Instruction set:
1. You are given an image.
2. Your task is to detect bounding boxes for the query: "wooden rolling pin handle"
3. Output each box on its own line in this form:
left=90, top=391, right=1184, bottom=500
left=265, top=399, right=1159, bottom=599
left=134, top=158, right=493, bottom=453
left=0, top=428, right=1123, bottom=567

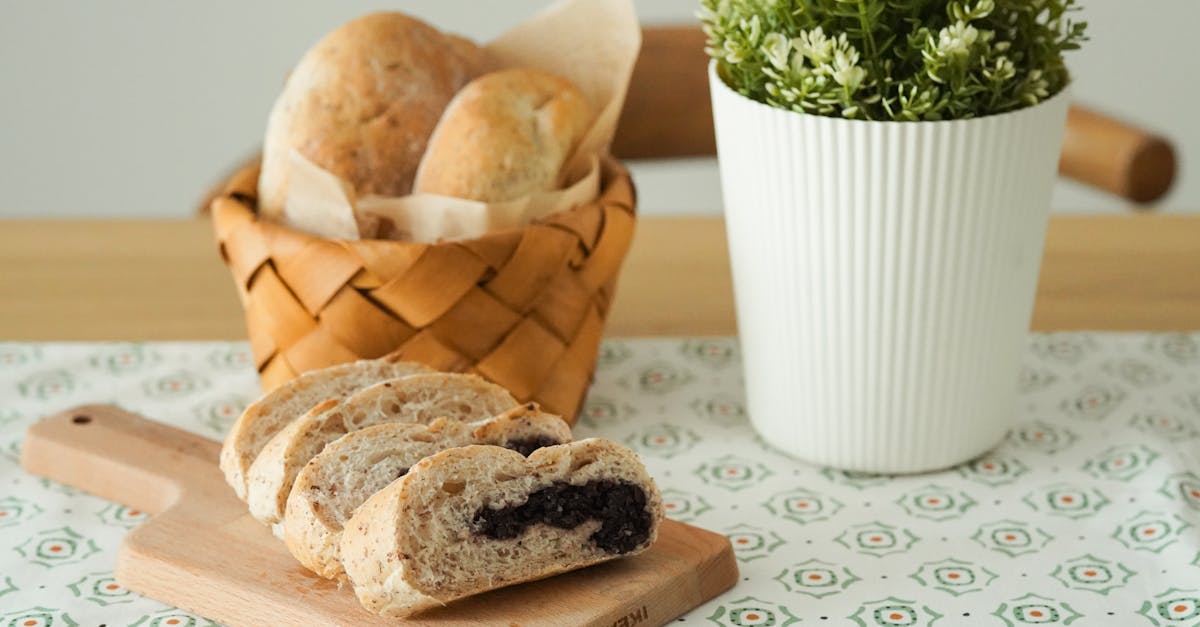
left=1060, top=106, right=1177, bottom=205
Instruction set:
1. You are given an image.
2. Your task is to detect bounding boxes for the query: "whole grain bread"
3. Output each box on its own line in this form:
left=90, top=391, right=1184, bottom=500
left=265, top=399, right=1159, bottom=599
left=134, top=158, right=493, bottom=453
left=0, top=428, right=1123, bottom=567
left=219, top=357, right=431, bottom=499
left=245, top=373, right=517, bottom=531
left=258, top=12, right=492, bottom=221
left=284, top=404, right=572, bottom=581
left=340, top=439, right=663, bottom=618
left=413, top=68, right=592, bottom=202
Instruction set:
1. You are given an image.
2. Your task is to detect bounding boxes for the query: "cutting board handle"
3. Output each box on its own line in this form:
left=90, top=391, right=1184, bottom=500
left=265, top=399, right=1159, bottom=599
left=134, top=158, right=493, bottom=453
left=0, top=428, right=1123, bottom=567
left=20, top=404, right=224, bottom=515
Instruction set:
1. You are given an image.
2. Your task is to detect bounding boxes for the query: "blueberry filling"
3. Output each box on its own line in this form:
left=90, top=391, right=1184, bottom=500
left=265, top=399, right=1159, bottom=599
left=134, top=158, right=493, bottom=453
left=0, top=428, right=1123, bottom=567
left=470, top=479, right=652, bottom=554
left=502, top=436, right=562, bottom=457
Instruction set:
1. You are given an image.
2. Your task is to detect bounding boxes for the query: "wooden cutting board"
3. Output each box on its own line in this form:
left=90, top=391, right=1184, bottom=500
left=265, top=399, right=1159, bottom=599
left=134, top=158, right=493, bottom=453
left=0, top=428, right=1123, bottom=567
left=20, top=405, right=738, bottom=627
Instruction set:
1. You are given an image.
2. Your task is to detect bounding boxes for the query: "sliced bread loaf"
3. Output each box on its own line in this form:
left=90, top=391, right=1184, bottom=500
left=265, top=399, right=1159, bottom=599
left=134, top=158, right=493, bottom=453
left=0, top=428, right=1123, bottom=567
left=340, top=439, right=663, bottom=618
left=245, top=373, right=517, bottom=531
left=284, top=403, right=572, bottom=580
left=219, top=357, right=432, bottom=499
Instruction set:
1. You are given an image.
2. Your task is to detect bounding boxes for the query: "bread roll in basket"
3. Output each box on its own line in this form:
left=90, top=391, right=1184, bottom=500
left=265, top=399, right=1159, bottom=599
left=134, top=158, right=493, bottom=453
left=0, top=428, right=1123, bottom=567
left=209, top=157, right=635, bottom=423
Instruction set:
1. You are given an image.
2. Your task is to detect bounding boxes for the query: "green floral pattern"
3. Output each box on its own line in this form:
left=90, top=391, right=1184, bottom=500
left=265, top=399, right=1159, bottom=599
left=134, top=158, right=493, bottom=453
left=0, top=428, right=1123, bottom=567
left=0, top=341, right=250, bottom=625
left=0, top=335, right=1197, bottom=624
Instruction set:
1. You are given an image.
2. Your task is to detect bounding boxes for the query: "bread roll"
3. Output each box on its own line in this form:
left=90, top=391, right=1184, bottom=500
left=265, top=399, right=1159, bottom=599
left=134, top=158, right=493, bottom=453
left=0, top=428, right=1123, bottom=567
left=341, top=439, right=663, bottom=617
left=219, top=357, right=432, bottom=499
left=258, top=12, right=492, bottom=221
left=414, top=68, right=592, bottom=202
left=284, top=404, right=572, bottom=581
left=245, top=373, right=517, bottom=531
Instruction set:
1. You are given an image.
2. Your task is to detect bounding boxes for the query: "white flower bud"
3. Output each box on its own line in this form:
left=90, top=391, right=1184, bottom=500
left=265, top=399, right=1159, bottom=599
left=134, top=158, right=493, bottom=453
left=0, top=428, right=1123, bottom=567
left=833, top=65, right=868, bottom=91
left=796, top=27, right=833, bottom=65
left=762, top=33, right=793, bottom=71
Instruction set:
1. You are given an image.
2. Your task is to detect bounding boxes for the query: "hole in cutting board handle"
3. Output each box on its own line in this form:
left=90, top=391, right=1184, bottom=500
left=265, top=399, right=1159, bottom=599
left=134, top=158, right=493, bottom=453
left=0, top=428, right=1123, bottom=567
left=71, top=415, right=92, bottom=425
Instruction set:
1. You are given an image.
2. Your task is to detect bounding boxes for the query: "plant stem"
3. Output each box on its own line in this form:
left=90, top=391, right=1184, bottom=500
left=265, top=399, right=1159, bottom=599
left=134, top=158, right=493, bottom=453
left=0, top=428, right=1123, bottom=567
left=854, top=0, right=884, bottom=109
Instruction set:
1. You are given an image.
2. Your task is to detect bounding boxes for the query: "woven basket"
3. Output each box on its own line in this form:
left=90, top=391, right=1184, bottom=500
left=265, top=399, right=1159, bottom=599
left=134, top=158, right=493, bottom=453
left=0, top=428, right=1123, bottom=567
left=210, top=156, right=636, bottom=423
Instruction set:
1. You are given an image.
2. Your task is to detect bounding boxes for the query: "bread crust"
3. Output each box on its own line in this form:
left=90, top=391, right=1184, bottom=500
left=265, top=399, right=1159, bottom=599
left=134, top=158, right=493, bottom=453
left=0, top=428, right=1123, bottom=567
left=219, top=357, right=431, bottom=499
left=414, top=68, right=592, bottom=202
left=258, top=12, right=492, bottom=220
left=341, top=438, right=663, bottom=618
left=245, top=373, right=517, bottom=528
left=284, top=404, right=572, bottom=581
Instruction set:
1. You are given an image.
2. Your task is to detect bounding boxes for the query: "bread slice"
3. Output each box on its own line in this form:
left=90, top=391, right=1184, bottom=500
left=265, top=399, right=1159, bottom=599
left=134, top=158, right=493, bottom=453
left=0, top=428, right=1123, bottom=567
left=245, top=373, right=517, bottom=530
left=284, top=403, right=572, bottom=581
left=341, top=439, right=663, bottom=617
left=219, top=357, right=432, bottom=499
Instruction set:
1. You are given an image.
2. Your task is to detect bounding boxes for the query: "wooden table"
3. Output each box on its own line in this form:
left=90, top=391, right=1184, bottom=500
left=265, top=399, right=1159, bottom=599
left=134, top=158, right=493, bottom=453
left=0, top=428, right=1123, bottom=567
left=1, top=215, right=1198, bottom=340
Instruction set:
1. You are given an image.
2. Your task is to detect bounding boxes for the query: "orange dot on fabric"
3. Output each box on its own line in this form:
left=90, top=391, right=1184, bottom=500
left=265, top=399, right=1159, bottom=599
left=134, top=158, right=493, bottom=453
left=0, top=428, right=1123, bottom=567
left=726, top=469, right=737, bottom=475
left=1175, top=605, right=1188, bottom=613
left=48, top=545, right=62, bottom=552
left=128, top=510, right=140, bottom=516
left=889, top=614, right=903, bottom=621
left=947, top=573, right=960, bottom=579
left=982, top=464, right=995, bottom=470
left=870, top=536, right=882, bottom=542
left=796, top=502, right=809, bottom=508
left=808, top=574, right=822, bottom=580
left=23, top=621, right=36, bottom=626
left=654, top=437, right=667, bottom=444
left=1083, top=570, right=1096, bottom=577
left=928, top=498, right=940, bottom=504
left=1062, top=496, right=1074, bottom=503
left=736, top=538, right=749, bottom=544
left=666, top=503, right=677, bottom=509
left=167, top=620, right=180, bottom=626
left=745, top=613, right=760, bottom=621
left=1004, top=534, right=1016, bottom=541
left=1190, top=490, right=1200, bottom=498
left=1030, top=611, right=1044, bottom=618
left=1143, top=529, right=1156, bottom=535
left=106, top=583, right=119, bottom=590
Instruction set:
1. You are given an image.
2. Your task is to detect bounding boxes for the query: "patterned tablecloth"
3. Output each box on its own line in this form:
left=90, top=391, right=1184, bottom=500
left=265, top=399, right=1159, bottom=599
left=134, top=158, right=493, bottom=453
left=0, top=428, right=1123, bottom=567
left=1, top=334, right=1199, bottom=626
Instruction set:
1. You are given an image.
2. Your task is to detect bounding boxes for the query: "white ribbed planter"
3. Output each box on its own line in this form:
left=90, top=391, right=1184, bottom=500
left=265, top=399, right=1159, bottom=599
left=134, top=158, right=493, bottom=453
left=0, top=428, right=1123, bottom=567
left=710, top=62, right=1071, bottom=473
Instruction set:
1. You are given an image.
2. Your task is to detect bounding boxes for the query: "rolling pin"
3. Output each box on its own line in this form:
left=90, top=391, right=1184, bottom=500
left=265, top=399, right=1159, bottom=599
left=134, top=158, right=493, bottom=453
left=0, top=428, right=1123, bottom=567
left=1059, top=106, right=1177, bottom=204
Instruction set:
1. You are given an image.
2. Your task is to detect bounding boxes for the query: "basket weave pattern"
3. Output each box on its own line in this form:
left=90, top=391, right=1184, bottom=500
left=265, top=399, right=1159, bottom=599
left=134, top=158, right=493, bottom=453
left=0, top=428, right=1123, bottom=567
left=211, top=157, right=636, bottom=422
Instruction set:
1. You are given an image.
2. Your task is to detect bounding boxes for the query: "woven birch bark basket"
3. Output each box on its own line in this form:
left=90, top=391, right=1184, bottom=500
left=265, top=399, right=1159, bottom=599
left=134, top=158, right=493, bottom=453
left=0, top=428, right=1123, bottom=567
left=209, top=157, right=636, bottom=423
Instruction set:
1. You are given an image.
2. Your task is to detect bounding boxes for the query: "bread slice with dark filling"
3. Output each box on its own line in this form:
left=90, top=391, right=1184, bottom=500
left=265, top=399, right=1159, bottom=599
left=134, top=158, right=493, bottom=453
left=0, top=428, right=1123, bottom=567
left=340, top=439, right=663, bottom=617
left=219, top=357, right=432, bottom=499
left=246, top=373, right=516, bottom=532
left=284, top=404, right=572, bottom=580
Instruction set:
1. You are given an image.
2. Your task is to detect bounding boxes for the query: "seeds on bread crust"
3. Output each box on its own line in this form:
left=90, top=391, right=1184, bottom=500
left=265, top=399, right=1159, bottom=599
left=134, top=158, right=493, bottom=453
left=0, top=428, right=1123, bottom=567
left=246, top=373, right=517, bottom=528
left=283, top=404, right=570, bottom=580
left=219, top=357, right=431, bottom=500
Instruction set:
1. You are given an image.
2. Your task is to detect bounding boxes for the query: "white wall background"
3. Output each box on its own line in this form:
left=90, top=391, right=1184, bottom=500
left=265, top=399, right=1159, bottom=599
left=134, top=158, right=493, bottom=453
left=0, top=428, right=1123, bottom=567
left=0, top=1, right=1193, bottom=218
